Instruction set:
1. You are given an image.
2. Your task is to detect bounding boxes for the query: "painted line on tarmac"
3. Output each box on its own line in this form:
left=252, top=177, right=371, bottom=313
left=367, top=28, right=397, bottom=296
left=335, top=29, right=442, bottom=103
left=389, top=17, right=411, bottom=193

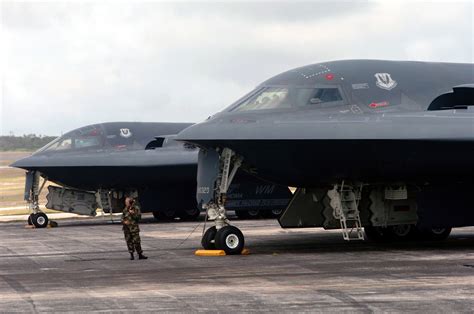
left=0, top=213, right=81, bottom=222
left=0, top=206, right=33, bottom=212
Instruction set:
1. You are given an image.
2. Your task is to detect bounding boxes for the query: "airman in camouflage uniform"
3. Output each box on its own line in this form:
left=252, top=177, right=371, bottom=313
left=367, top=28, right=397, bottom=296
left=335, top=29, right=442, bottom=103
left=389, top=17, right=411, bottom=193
left=122, top=197, right=148, bottom=260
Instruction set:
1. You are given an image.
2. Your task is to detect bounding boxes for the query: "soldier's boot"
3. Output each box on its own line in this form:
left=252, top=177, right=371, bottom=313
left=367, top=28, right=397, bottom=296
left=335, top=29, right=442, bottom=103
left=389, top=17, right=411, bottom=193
left=130, top=253, right=135, bottom=260
left=138, top=253, right=148, bottom=260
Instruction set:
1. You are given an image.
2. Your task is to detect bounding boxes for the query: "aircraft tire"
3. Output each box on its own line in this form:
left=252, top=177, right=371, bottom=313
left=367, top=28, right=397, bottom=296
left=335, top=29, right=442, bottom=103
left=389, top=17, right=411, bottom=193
left=162, top=209, right=177, bottom=220
left=152, top=209, right=176, bottom=221
left=179, top=207, right=201, bottom=221
left=32, top=213, right=49, bottom=228
left=364, top=226, right=391, bottom=242
left=235, top=209, right=260, bottom=220
left=246, top=209, right=260, bottom=219
left=262, top=208, right=283, bottom=219
left=201, top=226, right=217, bottom=250
left=235, top=210, right=249, bottom=219
left=387, top=224, right=417, bottom=241
left=215, top=225, right=244, bottom=255
left=152, top=211, right=161, bottom=221
left=27, top=214, right=33, bottom=225
left=418, top=227, right=452, bottom=241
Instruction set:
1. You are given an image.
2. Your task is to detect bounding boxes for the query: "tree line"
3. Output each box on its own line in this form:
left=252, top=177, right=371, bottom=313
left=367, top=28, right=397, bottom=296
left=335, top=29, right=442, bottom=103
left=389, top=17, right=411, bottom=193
left=0, top=134, right=57, bottom=151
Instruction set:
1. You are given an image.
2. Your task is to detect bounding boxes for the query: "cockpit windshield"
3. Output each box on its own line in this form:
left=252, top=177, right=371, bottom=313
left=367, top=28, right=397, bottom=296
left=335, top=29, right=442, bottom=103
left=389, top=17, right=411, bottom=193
left=231, top=86, right=345, bottom=112
left=35, top=125, right=104, bottom=154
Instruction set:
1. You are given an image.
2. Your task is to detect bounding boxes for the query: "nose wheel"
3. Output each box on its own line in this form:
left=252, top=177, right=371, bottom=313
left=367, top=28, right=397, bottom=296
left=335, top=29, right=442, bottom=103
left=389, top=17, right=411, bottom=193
left=24, top=171, right=50, bottom=228
left=201, top=226, right=217, bottom=249
left=28, top=213, right=49, bottom=228
left=215, top=225, right=244, bottom=255
left=202, top=225, right=244, bottom=255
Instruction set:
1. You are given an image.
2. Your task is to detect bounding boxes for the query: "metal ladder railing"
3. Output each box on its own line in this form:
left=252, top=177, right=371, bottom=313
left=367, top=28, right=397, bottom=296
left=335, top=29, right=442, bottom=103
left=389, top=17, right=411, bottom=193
left=333, top=182, right=364, bottom=241
left=97, top=190, right=116, bottom=222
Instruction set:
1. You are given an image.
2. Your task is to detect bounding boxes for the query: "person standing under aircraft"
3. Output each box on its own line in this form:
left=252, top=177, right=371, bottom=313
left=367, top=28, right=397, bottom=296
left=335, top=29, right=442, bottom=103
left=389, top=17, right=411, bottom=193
left=122, top=197, right=148, bottom=260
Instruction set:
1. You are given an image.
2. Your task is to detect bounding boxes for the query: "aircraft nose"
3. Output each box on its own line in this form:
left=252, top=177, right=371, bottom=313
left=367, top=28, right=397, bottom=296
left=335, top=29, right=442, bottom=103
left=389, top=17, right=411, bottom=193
left=175, top=123, right=208, bottom=141
left=9, top=155, right=36, bottom=170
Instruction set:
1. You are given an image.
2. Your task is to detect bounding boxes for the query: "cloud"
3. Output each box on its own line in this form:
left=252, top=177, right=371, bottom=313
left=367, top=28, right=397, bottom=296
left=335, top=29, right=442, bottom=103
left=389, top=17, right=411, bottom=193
left=1, top=0, right=472, bottom=135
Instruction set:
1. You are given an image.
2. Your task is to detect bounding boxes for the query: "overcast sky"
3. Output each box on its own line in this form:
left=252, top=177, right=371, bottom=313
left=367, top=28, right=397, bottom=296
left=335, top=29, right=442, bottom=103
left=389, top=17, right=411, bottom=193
left=1, top=0, right=473, bottom=136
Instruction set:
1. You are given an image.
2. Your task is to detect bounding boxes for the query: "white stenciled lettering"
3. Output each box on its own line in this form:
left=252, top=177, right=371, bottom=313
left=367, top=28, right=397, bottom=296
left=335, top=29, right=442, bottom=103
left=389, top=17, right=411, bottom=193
left=255, top=185, right=275, bottom=195
left=197, top=186, right=210, bottom=194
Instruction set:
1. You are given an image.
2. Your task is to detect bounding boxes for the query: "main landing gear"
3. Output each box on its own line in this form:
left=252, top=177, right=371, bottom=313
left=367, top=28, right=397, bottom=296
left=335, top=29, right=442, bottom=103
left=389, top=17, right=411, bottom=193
left=201, top=148, right=246, bottom=255
left=364, top=225, right=452, bottom=242
left=152, top=207, right=201, bottom=221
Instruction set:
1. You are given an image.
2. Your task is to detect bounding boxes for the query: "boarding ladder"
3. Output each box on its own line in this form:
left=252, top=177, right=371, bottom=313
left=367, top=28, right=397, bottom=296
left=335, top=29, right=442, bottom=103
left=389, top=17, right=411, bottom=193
left=97, top=190, right=115, bottom=221
left=333, top=182, right=364, bottom=241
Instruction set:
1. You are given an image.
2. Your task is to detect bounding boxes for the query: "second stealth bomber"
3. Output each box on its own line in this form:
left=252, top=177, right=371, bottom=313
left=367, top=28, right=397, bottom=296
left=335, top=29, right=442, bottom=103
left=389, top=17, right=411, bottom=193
left=11, top=122, right=292, bottom=227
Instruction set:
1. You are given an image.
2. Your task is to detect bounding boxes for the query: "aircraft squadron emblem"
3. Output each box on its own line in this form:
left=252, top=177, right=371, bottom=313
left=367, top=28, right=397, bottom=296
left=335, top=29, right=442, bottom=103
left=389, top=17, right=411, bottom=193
left=374, top=73, right=397, bottom=90
left=119, top=128, right=132, bottom=138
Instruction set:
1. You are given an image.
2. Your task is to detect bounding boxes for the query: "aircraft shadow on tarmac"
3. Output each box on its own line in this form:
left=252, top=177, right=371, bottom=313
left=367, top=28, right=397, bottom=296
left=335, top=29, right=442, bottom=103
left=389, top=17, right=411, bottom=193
left=23, top=215, right=474, bottom=256
left=247, top=232, right=474, bottom=255
left=36, top=212, right=247, bottom=228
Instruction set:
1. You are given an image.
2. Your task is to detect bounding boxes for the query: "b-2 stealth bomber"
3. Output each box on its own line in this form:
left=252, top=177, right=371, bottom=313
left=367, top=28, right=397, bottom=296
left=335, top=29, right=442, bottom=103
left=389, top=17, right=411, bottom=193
left=11, top=122, right=292, bottom=227
left=176, top=60, right=474, bottom=254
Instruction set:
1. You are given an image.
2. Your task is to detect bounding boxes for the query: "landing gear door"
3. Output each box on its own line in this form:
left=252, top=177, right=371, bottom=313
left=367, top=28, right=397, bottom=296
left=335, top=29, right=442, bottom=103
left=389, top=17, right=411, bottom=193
left=196, top=148, right=220, bottom=209
left=24, top=170, right=35, bottom=201
left=45, top=186, right=98, bottom=216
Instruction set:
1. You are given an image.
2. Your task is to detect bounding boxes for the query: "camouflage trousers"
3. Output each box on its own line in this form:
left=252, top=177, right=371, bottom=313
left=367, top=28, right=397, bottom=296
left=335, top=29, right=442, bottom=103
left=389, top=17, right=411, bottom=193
left=123, top=225, right=142, bottom=254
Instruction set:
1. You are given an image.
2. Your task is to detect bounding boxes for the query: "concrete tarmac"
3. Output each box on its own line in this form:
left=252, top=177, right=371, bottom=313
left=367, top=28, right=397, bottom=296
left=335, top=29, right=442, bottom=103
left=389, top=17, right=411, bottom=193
left=0, top=215, right=473, bottom=312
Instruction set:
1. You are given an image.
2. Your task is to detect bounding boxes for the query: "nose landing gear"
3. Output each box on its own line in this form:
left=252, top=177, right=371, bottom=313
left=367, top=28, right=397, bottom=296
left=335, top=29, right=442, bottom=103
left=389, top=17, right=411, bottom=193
left=25, top=171, right=50, bottom=228
left=200, top=148, right=246, bottom=255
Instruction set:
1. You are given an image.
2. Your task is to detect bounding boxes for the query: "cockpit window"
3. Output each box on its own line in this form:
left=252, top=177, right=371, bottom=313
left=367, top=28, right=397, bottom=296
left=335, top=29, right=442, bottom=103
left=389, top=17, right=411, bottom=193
left=75, top=136, right=101, bottom=149
left=231, top=86, right=345, bottom=112
left=40, top=137, right=73, bottom=152
left=233, top=87, right=291, bottom=111
left=34, top=125, right=104, bottom=154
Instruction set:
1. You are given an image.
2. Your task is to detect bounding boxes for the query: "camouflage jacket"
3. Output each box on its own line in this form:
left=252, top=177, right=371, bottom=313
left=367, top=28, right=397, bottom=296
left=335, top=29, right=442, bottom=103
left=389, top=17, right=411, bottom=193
left=122, top=204, right=142, bottom=229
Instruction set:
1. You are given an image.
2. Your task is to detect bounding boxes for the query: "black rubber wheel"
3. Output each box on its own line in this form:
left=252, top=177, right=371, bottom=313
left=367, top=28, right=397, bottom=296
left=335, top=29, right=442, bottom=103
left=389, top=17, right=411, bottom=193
left=152, top=211, right=160, bottom=221
left=247, top=209, right=260, bottom=219
left=162, top=209, right=176, bottom=219
left=364, top=226, right=391, bottom=242
left=387, top=224, right=417, bottom=241
left=418, top=227, right=452, bottom=241
left=262, top=208, right=283, bottom=219
left=152, top=209, right=176, bottom=221
left=179, top=207, right=201, bottom=221
left=235, top=210, right=249, bottom=219
left=201, top=226, right=217, bottom=250
left=215, top=225, right=245, bottom=255
left=27, top=214, right=33, bottom=225
left=32, top=213, right=49, bottom=228
left=235, top=209, right=260, bottom=220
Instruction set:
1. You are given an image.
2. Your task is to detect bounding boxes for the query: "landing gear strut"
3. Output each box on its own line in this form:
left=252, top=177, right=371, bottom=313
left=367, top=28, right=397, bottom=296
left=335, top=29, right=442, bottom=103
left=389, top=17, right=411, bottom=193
left=201, top=148, right=245, bottom=254
left=25, top=171, right=49, bottom=228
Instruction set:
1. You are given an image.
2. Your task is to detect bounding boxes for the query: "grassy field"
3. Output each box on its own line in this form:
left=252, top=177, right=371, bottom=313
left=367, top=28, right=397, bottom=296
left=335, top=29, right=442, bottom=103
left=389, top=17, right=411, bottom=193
left=0, top=151, right=58, bottom=215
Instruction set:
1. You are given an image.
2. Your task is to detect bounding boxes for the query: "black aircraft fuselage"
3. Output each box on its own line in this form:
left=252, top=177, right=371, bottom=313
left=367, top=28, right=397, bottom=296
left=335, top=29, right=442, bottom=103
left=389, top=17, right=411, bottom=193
left=11, top=122, right=292, bottom=220
left=177, top=60, right=474, bottom=187
left=12, top=122, right=196, bottom=190
left=175, top=60, right=474, bottom=250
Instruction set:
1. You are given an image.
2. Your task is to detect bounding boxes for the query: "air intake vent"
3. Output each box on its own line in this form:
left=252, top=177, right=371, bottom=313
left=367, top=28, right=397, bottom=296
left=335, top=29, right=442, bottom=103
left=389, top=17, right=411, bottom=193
left=145, top=137, right=165, bottom=150
left=427, top=84, right=474, bottom=111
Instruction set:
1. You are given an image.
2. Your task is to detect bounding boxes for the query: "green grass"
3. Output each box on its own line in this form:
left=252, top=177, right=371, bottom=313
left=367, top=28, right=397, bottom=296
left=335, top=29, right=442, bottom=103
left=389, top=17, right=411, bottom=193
left=0, top=152, right=56, bottom=214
